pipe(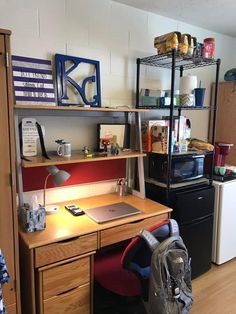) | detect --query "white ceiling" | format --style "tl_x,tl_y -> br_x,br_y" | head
114,0 -> 236,37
